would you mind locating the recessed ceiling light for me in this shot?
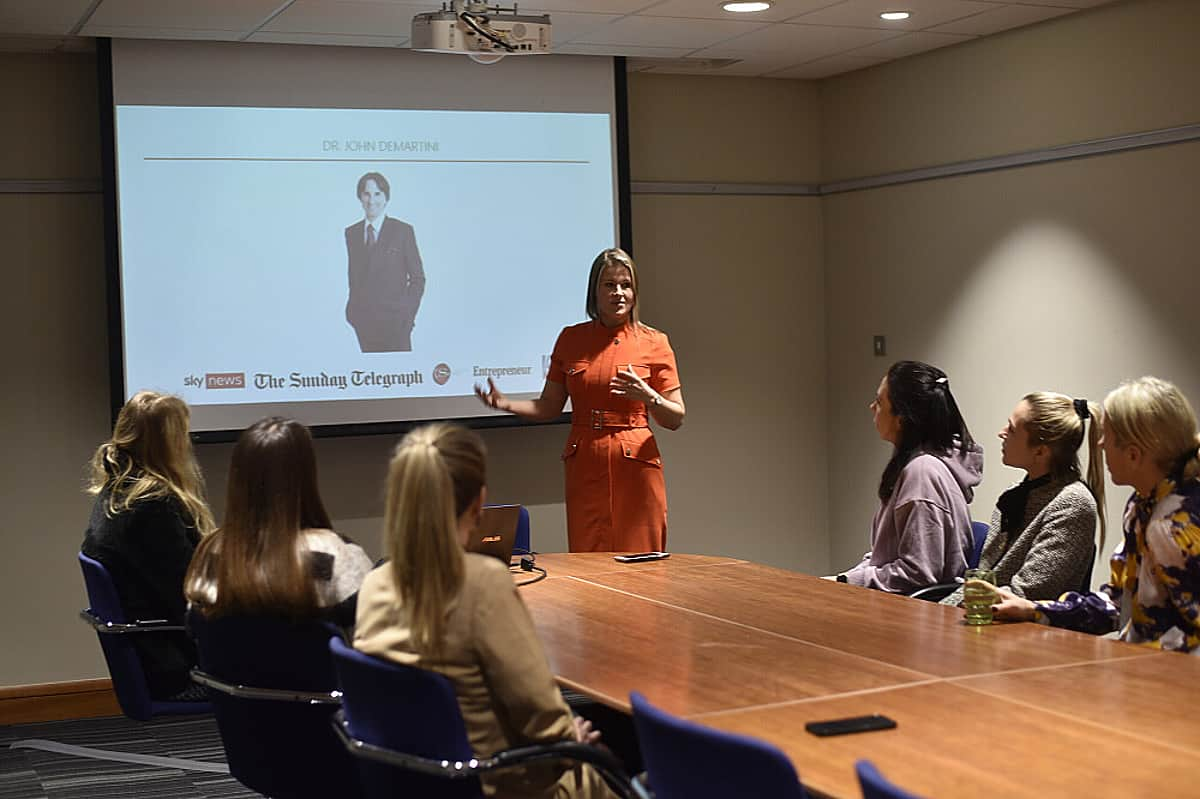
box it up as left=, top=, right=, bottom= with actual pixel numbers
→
left=880, top=11, right=911, bottom=21
left=722, top=2, right=772, bottom=13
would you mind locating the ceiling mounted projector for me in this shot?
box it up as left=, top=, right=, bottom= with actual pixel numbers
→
left=412, top=2, right=552, bottom=57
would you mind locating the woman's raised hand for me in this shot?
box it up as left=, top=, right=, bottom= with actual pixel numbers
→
left=610, top=363, right=657, bottom=405
left=474, top=377, right=508, bottom=412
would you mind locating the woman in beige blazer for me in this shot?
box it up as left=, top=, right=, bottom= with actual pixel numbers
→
left=353, top=423, right=617, bottom=799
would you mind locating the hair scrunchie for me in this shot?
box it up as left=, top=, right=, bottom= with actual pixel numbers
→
left=1073, top=398, right=1090, bottom=420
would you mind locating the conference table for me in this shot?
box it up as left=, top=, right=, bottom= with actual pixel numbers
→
left=518, top=553, right=1200, bottom=799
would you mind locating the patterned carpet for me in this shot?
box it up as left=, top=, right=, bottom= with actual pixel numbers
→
left=0, top=715, right=259, bottom=799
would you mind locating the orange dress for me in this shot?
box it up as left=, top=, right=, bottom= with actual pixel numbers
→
left=549, top=320, right=680, bottom=552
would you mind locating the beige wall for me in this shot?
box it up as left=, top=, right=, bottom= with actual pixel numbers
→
left=0, top=62, right=825, bottom=685
left=820, top=0, right=1200, bottom=182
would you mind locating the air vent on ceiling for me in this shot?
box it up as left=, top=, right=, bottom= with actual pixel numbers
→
left=626, top=57, right=743, bottom=74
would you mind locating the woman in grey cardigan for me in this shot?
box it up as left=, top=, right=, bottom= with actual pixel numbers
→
left=943, top=392, right=1105, bottom=606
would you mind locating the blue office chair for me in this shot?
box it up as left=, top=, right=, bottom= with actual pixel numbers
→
left=329, top=637, right=634, bottom=799
left=969, top=520, right=989, bottom=568
left=630, top=691, right=806, bottom=799
left=515, top=504, right=531, bottom=555
left=907, top=521, right=991, bottom=603
left=189, top=610, right=364, bottom=799
left=856, top=759, right=926, bottom=799
left=77, top=552, right=211, bottom=721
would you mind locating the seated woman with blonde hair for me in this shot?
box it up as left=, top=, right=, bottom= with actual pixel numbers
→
left=987, top=377, right=1200, bottom=653
left=354, top=423, right=618, bottom=799
left=186, top=417, right=372, bottom=627
left=942, top=392, right=1105, bottom=606
left=82, top=391, right=216, bottom=701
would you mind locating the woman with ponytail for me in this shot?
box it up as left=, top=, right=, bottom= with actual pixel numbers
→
left=353, top=424, right=617, bottom=799
left=943, top=392, right=1105, bottom=607
left=836, top=361, right=984, bottom=593
left=185, top=418, right=372, bottom=628
left=82, top=391, right=215, bottom=701
left=989, top=377, right=1200, bottom=653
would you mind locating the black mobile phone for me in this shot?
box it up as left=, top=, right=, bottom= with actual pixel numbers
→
left=613, top=552, right=671, bottom=563
left=805, top=714, right=897, bottom=737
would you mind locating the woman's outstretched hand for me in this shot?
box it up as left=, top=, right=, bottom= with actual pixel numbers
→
left=474, top=377, right=508, bottom=412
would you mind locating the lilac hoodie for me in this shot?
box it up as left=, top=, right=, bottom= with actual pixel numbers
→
left=844, top=444, right=984, bottom=593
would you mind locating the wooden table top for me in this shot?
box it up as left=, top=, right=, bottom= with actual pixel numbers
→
left=519, top=554, right=1193, bottom=799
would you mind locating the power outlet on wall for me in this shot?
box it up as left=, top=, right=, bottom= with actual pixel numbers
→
left=873, top=335, right=887, bottom=357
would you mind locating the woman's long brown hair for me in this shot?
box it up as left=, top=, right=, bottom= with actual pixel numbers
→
left=186, top=417, right=332, bottom=618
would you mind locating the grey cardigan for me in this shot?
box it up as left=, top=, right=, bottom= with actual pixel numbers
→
left=942, top=477, right=1097, bottom=605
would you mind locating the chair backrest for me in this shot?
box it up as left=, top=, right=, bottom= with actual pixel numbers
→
left=329, top=636, right=481, bottom=799
left=515, top=505, right=531, bottom=555
left=79, top=552, right=156, bottom=720
left=969, top=521, right=989, bottom=569
left=190, top=610, right=364, bottom=799
left=856, top=759, right=926, bottom=799
left=630, top=691, right=806, bottom=799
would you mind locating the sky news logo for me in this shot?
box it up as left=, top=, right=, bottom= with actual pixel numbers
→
left=205, top=372, right=245, bottom=389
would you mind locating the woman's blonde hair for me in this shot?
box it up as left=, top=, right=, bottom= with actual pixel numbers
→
left=585, top=247, right=641, bottom=327
left=384, top=423, right=487, bottom=654
left=1104, top=377, right=1200, bottom=484
left=186, top=418, right=332, bottom=619
left=1022, top=392, right=1107, bottom=549
left=88, top=390, right=214, bottom=536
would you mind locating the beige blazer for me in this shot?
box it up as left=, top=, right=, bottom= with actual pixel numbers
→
left=354, top=553, right=616, bottom=799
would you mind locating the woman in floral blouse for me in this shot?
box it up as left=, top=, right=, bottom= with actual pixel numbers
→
left=985, top=376, right=1200, bottom=653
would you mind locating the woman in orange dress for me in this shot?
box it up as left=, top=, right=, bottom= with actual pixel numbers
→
left=475, top=248, right=685, bottom=552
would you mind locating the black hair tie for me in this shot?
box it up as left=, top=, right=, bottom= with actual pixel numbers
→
left=1073, top=398, right=1090, bottom=420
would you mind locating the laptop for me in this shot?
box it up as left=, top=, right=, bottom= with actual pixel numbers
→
left=467, top=504, right=521, bottom=565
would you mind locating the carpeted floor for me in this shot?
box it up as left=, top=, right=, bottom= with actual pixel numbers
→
left=0, top=715, right=259, bottom=799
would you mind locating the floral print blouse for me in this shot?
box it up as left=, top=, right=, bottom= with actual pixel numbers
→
left=1032, top=474, right=1200, bottom=654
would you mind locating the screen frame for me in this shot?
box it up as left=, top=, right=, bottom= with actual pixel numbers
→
left=97, top=39, right=633, bottom=443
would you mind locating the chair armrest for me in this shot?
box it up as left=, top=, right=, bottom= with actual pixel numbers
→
left=79, top=609, right=187, bottom=634
left=908, top=584, right=956, bottom=603
left=190, top=668, right=343, bottom=705
left=332, top=711, right=636, bottom=799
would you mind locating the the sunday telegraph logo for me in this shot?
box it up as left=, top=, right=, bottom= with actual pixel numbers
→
left=432, top=363, right=452, bottom=385
left=205, top=372, right=245, bottom=389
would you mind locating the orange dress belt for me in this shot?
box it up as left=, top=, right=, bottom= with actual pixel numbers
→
left=571, top=409, right=650, bottom=430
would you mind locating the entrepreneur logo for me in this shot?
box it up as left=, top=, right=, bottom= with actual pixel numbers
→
left=432, top=363, right=452, bottom=385
left=206, top=372, right=246, bottom=390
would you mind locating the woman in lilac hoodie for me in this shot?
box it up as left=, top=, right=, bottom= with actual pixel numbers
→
left=837, top=361, right=984, bottom=593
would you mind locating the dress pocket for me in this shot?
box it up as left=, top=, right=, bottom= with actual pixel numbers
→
left=616, top=430, right=662, bottom=468
left=561, top=437, right=581, bottom=461
left=564, top=361, right=590, bottom=393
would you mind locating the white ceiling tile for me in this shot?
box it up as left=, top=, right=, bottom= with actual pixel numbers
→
left=523, top=11, right=624, bottom=43
left=87, top=0, right=284, bottom=32
left=681, top=46, right=814, bottom=74
left=769, top=52, right=887, bottom=78
left=505, top=0, right=660, bottom=11
left=640, top=0, right=843, bottom=23
left=846, top=29, right=973, bottom=58
left=928, top=3, right=1074, bottom=36
left=571, top=14, right=767, bottom=49
left=248, top=31, right=409, bottom=48
left=555, top=42, right=696, bottom=58
left=714, top=21, right=898, bottom=59
left=788, top=0, right=999, bottom=30
left=79, top=25, right=245, bottom=41
left=990, top=0, right=1113, bottom=6
left=263, top=1, right=420, bottom=36
left=0, top=0, right=95, bottom=35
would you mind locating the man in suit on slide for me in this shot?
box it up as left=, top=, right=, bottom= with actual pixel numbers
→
left=344, top=171, right=426, bottom=352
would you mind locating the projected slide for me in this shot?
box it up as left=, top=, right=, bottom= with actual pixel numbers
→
left=114, top=105, right=615, bottom=428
